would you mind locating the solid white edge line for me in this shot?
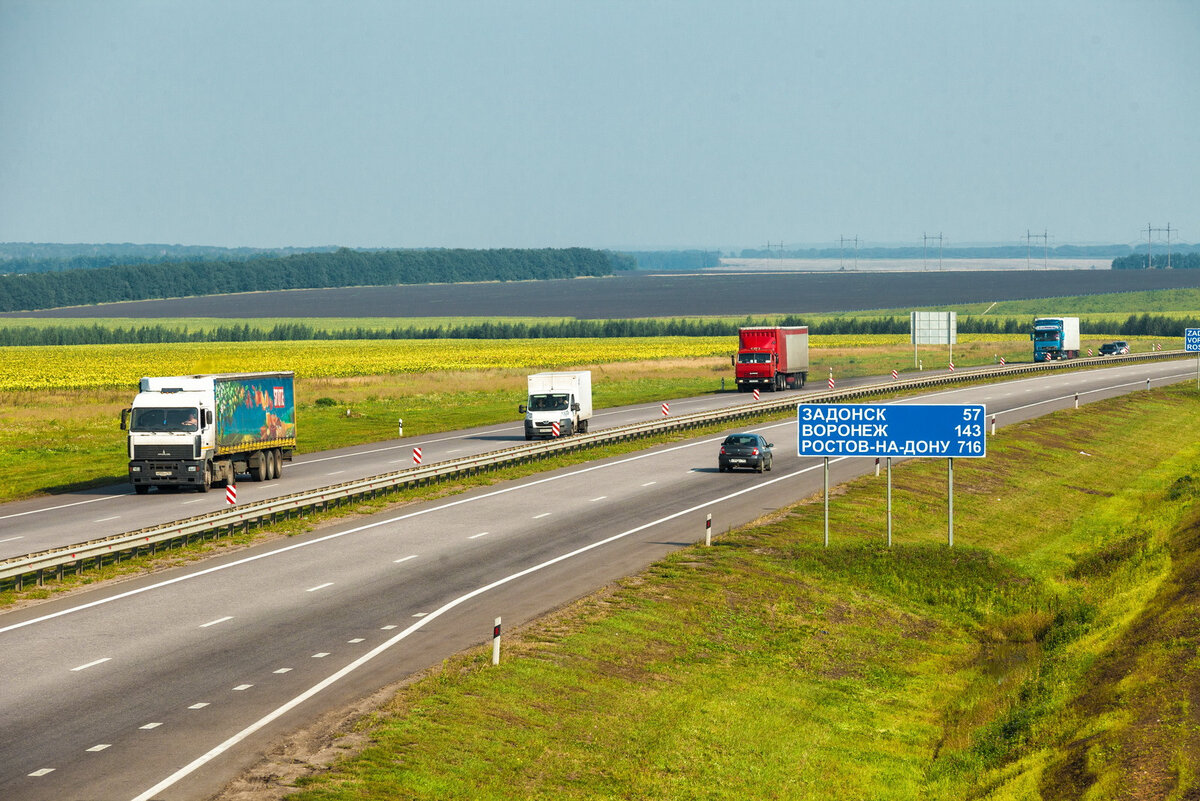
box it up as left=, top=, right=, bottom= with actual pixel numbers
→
left=70, top=657, right=111, bottom=672
left=6, top=363, right=1190, bottom=638
left=199, top=616, right=233, bottom=628
left=129, top=455, right=844, bottom=801
left=305, top=583, right=334, bottom=592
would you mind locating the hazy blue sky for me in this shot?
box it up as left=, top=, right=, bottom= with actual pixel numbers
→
left=2, top=0, right=1197, bottom=250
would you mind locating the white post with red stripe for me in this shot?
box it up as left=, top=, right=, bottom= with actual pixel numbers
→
left=551, top=421, right=560, bottom=437
left=827, top=369, right=834, bottom=390
left=891, top=369, right=898, bottom=380
left=752, top=388, right=760, bottom=401
left=999, top=356, right=1006, bottom=366
left=412, top=446, right=423, bottom=464
left=661, top=402, right=670, bottom=416
left=225, top=484, right=237, bottom=505
left=948, top=361, right=955, bottom=372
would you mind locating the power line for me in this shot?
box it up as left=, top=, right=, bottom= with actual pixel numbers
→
left=1147, top=223, right=1175, bottom=269
left=923, top=232, right=943, bottom=271
left=1025, top=229, right=1050, bottom=269
left=839, top=235, right=859, bottom=271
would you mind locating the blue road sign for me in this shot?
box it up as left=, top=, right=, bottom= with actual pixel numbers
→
left=1186, top=328, right=1200, bottom=352
left=798, top=403, right=987, bottom=458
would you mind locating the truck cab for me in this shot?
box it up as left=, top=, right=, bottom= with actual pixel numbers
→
left=520, top=371, right=592, bottom=440
left=1031, top=317, right=1081, bottom=362
left=121, top=383, right=216, bottom=493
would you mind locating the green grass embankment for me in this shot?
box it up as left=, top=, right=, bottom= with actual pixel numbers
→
left=279, top=386, right=1200, bottom=800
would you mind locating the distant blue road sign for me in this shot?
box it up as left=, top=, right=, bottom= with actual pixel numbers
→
left=1185, top=328, right=1200, bottom=352
left=798, top=403, right=986, bottom=458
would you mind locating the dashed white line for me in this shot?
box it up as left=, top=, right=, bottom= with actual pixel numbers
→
left=306, top=583, right=334, bottom=592
left=393, top=555, right=417, bottom=564
left=326, top=471, right=345, bottom=476
left=590, top=496, right=607, bottom=502
left=532, top=512, right=550, bottom=519
left=94, top=516, right=121, bottom=523
left=28, top=768, right=55, bottom=776
left=181, top=498, right=205, bottom=505
left=348, top=638, right=365, bottom=643
left=0, top=493, right=116, bottom=521
left=312, top=653, right=330, bottom=658
left=71, top=658, right=111, bottom=672
left=273, top=668, right=292, bottom=674
left=188, top=703, right=209, bottom=710
left=200, top=616, right=233, bottom=628
left=641, top=481, right=657, bottom=487
left=381, top=625, right=397, bottom=630
left=140, top=722, right=162, bottom=730
left=446, top=448, right=463, bottom=453
left=86, top=744, right=111, bottom=752
left=412, top=612, right=427, bottom=618
left=0, top=536, right=24, bottom=543
left=233, top=684, right=253, bottom=691
left=468, top=532, right=489, bottom=539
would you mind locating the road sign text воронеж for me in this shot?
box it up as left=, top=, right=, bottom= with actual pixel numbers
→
left=797, top=403, right=986, bottom=458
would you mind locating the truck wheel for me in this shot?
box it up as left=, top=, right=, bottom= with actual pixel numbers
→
left=273, top=449, right=283, bottom=479
left=265, top=449, right=277, bottom=480
left=250, top=453, right=266, bottom=482
left=134, top=484, right=150, bottom=495
left=578, top=419, right=589, bottom=433
left=198, top=462, right=211, bottom=492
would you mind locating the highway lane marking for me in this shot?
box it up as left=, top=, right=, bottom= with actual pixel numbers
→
left=590, top=496, right=607, bottom=502
left=200, top=616, right=233, bottom=628
left=28, top=768, right=54, bottom=777
left=348, top=638, right=365, bottom=643
left=188, top=703, right=209, bottom=709
left=381, top=625, right=397, bottom=630
left=274, top=668, right=292, bottom=674
left=312, top=653, right=330, bottom=658
left=94, top=515, right=121, bottom=522
left=412, top=612, right=427, bottom=617
left=17, top=364, right=1195, bottom=639
left=306, top=583, right=334, bottom=592
left=393, top=555, right=417, bottom=564
left=71, top=657, right=111, bottom=672
left=182, top=498, right=206, bottom=504
left=233, top=684, right=253, bottom=691
left=86, top=744, right=111, bottom=752
left=642, top=481, right=656, bottom=486
left=128, top=454, right=849, bottom=801
left=0, top=494, right=118, bottom=521
left=447, top=448, right=463, bottom=453
left=326, top=471, right=346, bottom=476
left=140, top=722, right=162, bottom=730
left=532, top=512, right=550, bottom=519
left=0, top=535, right=23, bottom=543
left=468, top=532, right=489, bottom=539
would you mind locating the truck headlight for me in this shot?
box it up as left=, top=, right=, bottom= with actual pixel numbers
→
left=131, top=466, right=141, bottom=472
left=186, top=465, right=197, bottom=472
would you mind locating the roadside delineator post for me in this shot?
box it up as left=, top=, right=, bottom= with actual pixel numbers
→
left=492, top=617, right=501, bottom=665
left=705, top=513, right=712, bottom=547
left=1074, top=393, right=1079, bottom=409
left=991, top=415, right=996, bottom=436
left=397, top=418, right=403, bottom=437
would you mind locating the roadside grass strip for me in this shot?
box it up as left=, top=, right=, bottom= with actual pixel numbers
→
left=279, top=386, right=1200, bottom=800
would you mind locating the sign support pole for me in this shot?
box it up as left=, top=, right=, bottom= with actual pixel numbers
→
left=947, top=458, right=954, bottom=547
left=886, top=457, right=892, bottom=548
left=823, top=457, right=830, bottom=548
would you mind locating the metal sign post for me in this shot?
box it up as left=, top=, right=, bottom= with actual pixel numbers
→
left=948, top=458, right=954, bottom=547
left=886, top=457, right=893, bottom=548
left=823, top=457, right=830, bottom=548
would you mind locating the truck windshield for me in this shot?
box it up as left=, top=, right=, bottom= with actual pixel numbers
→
left=1033, top=331, right=1060, bottom=342
left=528, top=393, right=570, bottom=411
left=738, top=353, right=771, bottom=364
left=131, top=408, right=199, bottom=432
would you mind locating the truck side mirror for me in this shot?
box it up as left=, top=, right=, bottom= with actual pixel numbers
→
left=204, top=410, right=213, bottom=427
left=571, top=402, right=581, bottom=412
left=120, top=408, right=130, bottom=430
left=730, top=355, right=735, bottom=366
left=518, top=404, right=527, bottom=414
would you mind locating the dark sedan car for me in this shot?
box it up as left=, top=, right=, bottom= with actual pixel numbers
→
left=718, top=433, right=773, bottom=473
left=1098, top=341, right=1130, bottom=355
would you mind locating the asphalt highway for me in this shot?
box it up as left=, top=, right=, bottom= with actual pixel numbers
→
left=0, top=370, right=908, bottom=560
left=0, top=359, right=1193, bottom=801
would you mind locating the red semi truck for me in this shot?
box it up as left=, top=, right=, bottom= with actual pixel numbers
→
left=734, top=326, right=809, bottom=391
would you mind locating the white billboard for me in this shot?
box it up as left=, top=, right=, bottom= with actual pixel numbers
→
left=911, top=311, right=957, bottom=345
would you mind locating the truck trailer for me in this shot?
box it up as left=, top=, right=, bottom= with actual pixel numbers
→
left=1031, top=317, right=1081, bottom=362
left=520, top=371, right=592, bottom=439
left=734, top=326, right=809, bottom=391
left=121, top=372, right=296, bottom=493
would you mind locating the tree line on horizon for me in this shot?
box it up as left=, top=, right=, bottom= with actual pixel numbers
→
left=2, top=313, right=1190, bottom=347
left=0, top=248, right=634, bottom=312
left=1111, top=253, right=1200, bottom=270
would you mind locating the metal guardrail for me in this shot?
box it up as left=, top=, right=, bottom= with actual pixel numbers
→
left=1, top=349, right=1186, bottom=590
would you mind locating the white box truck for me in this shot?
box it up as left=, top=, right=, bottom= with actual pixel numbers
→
left=1031, top=317, right=1081, bottom=362
left=120, top=372, right=296, bottom=493
left=520, top=371, right=592, bottom=440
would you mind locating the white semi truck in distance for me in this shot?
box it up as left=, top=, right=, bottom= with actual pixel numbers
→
left=519, top=371, right=592, bottom=440
left=120, top=372, right=296, bottom=494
